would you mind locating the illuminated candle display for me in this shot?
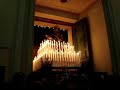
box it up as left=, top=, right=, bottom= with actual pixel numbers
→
left=33, top=40, right=82, bottom=67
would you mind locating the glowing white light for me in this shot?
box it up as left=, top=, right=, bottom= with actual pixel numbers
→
left=33, top=40, right=82, bottom=67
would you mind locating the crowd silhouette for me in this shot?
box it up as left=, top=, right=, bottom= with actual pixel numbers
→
left=0, top=61, right=120, bottom=89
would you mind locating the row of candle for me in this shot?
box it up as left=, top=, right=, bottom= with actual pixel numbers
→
left=37, top=40, right=74, bottom=55
left=33, top=40, right=82, bottom=67
left=34, top=51, right=81, bottom=62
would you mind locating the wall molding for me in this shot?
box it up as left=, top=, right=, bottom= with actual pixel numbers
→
left=35, top=5, right=79, bottom=20
left=35, top=12, right=77, bottom=23
left=35, top=16, right=73, bottom=26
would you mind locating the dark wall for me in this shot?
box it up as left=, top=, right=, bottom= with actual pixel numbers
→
left=34, top=25, right=68, bottom=46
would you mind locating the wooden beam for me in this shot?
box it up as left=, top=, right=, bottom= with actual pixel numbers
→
left=35, top=5, right=79, bottom=20
left=34, top=16, right=73, bottom=26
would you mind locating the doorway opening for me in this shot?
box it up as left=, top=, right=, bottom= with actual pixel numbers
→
left=32, top=0, right=93, bottom=72
left=32, top=0, right=112, bottom=75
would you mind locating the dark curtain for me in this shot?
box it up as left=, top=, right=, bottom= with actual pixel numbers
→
left=72, top=18, right=90, bottom=60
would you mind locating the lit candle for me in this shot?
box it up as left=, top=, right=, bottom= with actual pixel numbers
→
left=69, top=51, right=71, bottom=62
left=50, top=40, right=51, bottom=50
left=48, top=51, right=50, bottom=61
left=56, top=50, right=58, bottom=61
left=59, top=52, right=61, bottom=62
left=51, top=40, right=53, bottom=49
left=62, top=42, right=64, bottom=52
left=67, top=53, right=69, bottom=62
left=64, top=51, right=66, bottom=61
left=56, top=42, right=58, bottom=51
left=46, top=49, right=48, bottom=58
left=58, top=41, right=60, bottom=51
left=71, top=52, right=73, bottom=62
left=46, top=40, right=48, bottom=49
left=77, top=52, right=79, bottom=62
left=53, top=40, right=55, bottom=51
left=33, top=56, right=37, bottom=61
left=54, top=51, right=56, bottom=61
left=42, top=41, right=43, bottom=47
left=50, top=51, right=52, bottom=61
left=52, top=51, right=54, bottom=61
left=73, top=52, right=75, bottom=62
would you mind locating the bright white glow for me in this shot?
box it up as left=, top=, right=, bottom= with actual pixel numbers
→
left=33, top=40, right=82, bottom=67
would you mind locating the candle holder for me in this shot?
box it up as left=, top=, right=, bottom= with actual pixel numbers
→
left=33, top=40, right=82, bottom=69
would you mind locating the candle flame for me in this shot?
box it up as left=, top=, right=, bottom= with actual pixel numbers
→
left=33, top=40, right=82, bottom=67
